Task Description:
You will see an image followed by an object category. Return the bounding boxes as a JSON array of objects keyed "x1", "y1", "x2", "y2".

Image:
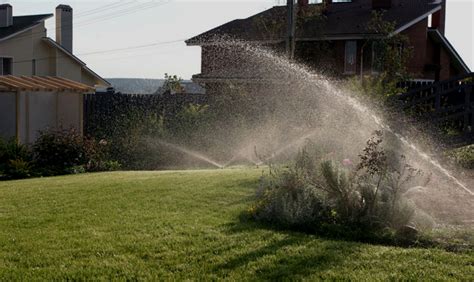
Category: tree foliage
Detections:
[
  {"x1": 367, "y1": 11, "x2": 412, "y2": 80},
  {"x1": 161, "y1": 73, "x2": 184, "y2": 94}
]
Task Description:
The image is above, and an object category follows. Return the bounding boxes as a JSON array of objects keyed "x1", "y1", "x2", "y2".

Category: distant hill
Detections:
[
  {"x1": 106, "y1": 78, "x2": 165, "y2": 94},
  {"x1": 106, "y1": 78, "x2": 206, "y2": 95}
]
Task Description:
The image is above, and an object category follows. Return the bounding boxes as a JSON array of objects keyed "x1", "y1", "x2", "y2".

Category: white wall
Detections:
[
  {"x1": 13, "y1": 91, "x2": 83, "y2": 144},
  {"x1": 27, "y1": 91, "x2": 57, "y2": 143},
  {"x1": 58, "y1": 92, "x2": 82, "y2": 132}
]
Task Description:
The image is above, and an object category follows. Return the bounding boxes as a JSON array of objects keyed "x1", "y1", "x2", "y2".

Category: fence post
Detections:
[
  {"x1": 434, "y1": 84, "x2": 442, "y2": 115},
  {"x1": 463, "y1": 85, "x2": 472, "y2": 132},
  {"x1": 469, "y1": 84, "x2": 474, "y2": 133}
]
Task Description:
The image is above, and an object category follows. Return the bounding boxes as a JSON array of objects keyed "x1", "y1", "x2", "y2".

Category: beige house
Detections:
[{"x1": 0, "y1": 4, "x2": 109, "y2": 87}]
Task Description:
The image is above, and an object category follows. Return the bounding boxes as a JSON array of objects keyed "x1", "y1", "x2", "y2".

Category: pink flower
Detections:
[
  {"x1": 99, "y1": 139, "x2": 108, "y2": 146},
  {"x1": 342, "y1": 159, "x2": 353, "y2": 167}
]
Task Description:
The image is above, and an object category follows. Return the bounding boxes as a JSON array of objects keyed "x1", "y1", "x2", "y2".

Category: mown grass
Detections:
[{"x1": 0, "y1": 169, "x2": 472, "y2": 280}]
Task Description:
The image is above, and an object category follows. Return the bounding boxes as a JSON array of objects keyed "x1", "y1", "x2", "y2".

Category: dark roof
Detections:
[
  {"x1": 186, "y1": 0, "x2": 442, "y2": 45},
  {"x1": 0, "y1": 14, "x2": 53, "y2": 41},
  {"x1": 428, "y1": 29, "x2": 471, "y2": 73}
]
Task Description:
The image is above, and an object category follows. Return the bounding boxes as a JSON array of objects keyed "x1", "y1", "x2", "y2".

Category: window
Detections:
[
  {"x1": 32, "y1": 59, "x2": 36, "y2": 75},
  {"x1": 344, "y1": 41, "x2": 357, "y2": 74},
  {"x1": 0, "y1": 57, "x2": 12, "y2": 75}
]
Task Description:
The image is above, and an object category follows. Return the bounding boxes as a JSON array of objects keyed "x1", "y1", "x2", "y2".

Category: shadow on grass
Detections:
[
  {"x1": 250, "y1": 241, "x2": 359, "y2": 280},
  {"x1": 223, "y1": 214, "x2": 391, "y2": 247},
  {"x1": 214, "y1": 221, "x2": 361, "y2": 279},
  {"x1": 223, "y1": 211, "x2": 473, "y2": 260}
]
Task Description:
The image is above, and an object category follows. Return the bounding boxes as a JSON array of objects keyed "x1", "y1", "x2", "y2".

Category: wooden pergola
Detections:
[{"x1": 0, "y1": 76, "x2": 94, "y2": 93}]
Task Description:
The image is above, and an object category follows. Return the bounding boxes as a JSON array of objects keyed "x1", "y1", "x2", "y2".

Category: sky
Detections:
[{"x1": 2, "y1": 0, "x2": 473, "y2": 79}]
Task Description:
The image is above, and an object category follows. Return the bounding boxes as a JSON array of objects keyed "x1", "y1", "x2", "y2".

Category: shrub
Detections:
[
  {"x1": 32, "y1": 128, "x2": 122, "y2": 176},
  {"x1": 165, "y1": 104, "x2": 214, "y2": 152},
  {"x1": 251, "y1": 132, "x2": 432, "y2": 244},
  {"x1": 90, "y1": 109, "x2": 166, "y2": 170},
  {"x1": 448, "y1": 145, "x2": 474, "y2": 169},
  {"x1": 0, "y1": 138, "x2": 34, "y2": 180},
  {"x1": 4, "y1": 159, "x2": 33, "y2": 179},
  {"x1": 33, "y1": 128, "x2": 88, "y2": 176},
  {"x1": 65, "y1": 165, "x2": 86, "y2": 175},
  {"x1": 83, "y1": 138, "x2": 117, "y2": 172},
  {"x1": 0, "y1": 131, "x2": 121, "y2": 180},
  {"x1": 0, "y1": 138, "x2": 32, "y2": 166},
  {"x1": 347, "y1": 74, "x2": 405, "y2": 101},
  {"x1": 103, "y1": 160, "x2": 122, "y2": 171}
]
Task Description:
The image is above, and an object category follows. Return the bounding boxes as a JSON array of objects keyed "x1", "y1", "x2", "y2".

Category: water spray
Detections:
[
  {"x1": 155, "y1": 140, "x2": 225, "y2": 169},
  {"x1": 316, "y1": 79, "x2": 474, "y2": 197},
  {"x1": 216, "y1": 40, "x2": 472, "y2": 196}
]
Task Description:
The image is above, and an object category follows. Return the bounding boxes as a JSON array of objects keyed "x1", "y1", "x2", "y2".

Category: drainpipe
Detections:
[{"x1": 286, "y1": 0, "x2": 297, "y2": 60}]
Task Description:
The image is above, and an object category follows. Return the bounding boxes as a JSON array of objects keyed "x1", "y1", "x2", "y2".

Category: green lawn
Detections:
[{"x1": 0, "y1": 169, "x2": 472, "y2": 280}]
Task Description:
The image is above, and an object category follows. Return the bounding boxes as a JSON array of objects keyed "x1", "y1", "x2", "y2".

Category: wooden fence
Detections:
[
  {"x1": 83, "y1": 92, "x2": 208, "y2": 135},
  {"x1": 395, "y1": 73, "x2": 474, "y2": 146},
  {"x1": 397, "y1": 80, "x2": 434, "y2": 91}
]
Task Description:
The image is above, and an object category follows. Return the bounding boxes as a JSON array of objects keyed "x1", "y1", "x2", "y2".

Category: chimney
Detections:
[
  {"x1": 0, "y1": 4, "x2": 13, "y2": 28},
  {"x1": 372, "y1": 0, "x2": 392, "y2": 10},
  {"x1": 431, "y1": 0, "x2": 446, "y2": 35},
  {"x1": 56, "y1": 4, "x2": 73, "y2": 53}
]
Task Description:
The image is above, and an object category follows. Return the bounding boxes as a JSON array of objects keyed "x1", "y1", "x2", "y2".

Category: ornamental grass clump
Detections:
[
  {"x1": 250, "y1": 131, "x2": 433, "y2": 244},
  {"x1": 253, "y1": 166, "x2": 332, "y2": 230}
]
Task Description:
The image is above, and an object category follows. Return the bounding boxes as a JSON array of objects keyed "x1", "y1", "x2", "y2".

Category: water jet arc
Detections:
[{"x1": 156, "y1": 140, "x2": 224, "y2": 169}]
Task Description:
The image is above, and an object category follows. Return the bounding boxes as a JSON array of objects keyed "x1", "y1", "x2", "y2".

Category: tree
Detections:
[
  {"x1": 362, "y1": 11, "x2": 412, "y2": 83},
  {"x1": 351, "y1": 11, "x2": 413, "y2": 99},
  {"x1": 160, "y1": 73, "x2": 184, "y2": 94}
]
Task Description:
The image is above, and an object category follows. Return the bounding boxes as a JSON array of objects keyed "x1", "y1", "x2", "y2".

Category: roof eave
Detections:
[
  {"x1": 186, "y1": 34, "x2": 379, "y2": 46},
  {"x1": 428, "y1": 29, "x2": 471, "y2": 74},
  {"x1": 391, "y1": 5, "x2": 442, "y2": 36},
  {"x1": 43, "y1": 37, "x2": 87, "y2": 66},
  {"x1": 83, "y1": 65, "x2": 111, "y2": 86}
]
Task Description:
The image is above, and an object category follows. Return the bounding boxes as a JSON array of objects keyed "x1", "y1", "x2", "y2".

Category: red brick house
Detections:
[{"x1": 186, "y1": 0, "x2": 470, "y2": 91}]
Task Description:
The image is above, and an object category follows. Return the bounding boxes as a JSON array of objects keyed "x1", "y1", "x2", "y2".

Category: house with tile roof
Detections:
[
  {"x1": 0, "y1": 4, "x2": 109, "y2": 87},
  {"x1": 186, "y1": 0, "x2": 470, "y2": 91}
]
